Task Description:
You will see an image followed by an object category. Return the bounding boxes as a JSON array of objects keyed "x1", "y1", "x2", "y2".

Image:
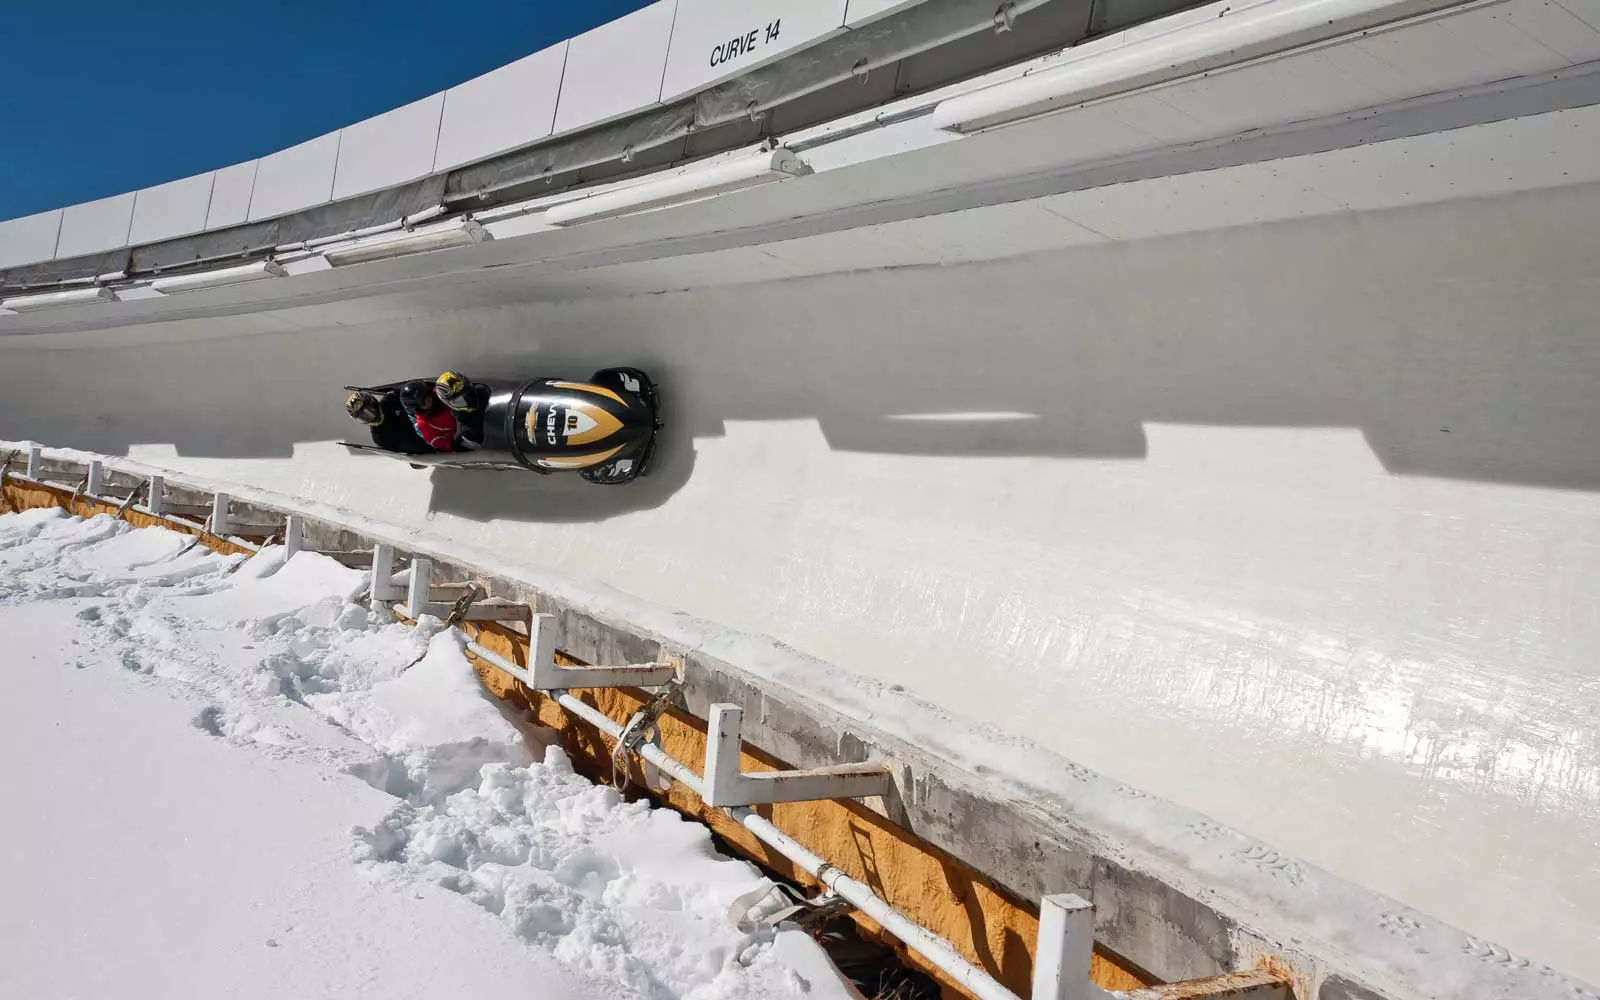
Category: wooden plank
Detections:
[
  {"x1": 227, "y1": 522, "x2": 283, "y2": 539},
  {"x1": 163, "y1": 502, "x2": 214, "y2": 518},
  {"x1": 1123, "y1": 970, "x2": 1289, "y2": 1000},
  {"x1": 323, "y1": 550, "x2": 376, "y2": 568},
  {"x1": 463, "y1": 603, "x2": 530, "y2": 623}
]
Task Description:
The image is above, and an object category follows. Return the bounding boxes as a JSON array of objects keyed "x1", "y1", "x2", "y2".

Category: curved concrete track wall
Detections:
[{"x1": 4, "y1": 177, "x2": 1597, "y2": 981}]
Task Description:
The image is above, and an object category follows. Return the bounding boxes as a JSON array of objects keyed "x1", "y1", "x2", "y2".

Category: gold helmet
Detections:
[
  {"x1": 345, "y1": 391, "x2": 382, "y2": 424},
  {"x1": 435, "y1": 370, "x2": 475, "y2": 411}
]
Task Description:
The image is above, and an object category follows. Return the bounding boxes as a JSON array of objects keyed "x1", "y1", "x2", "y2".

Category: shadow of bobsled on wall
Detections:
[{"x1": 424, "y1": 413, "x2": 696, "y2": 524}]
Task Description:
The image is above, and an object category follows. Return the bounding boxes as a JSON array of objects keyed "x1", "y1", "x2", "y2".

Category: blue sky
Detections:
[{"x1": 0, "y1": 1, "x2": 653, "y2": 222}]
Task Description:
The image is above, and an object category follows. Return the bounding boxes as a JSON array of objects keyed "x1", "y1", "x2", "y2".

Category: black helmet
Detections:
[
  {"x1": 398, "y1": 380, "x2": 435, "y2": 412},
  {"x1": 345, "y1": 391, "x2": 381, "y2": 424}
]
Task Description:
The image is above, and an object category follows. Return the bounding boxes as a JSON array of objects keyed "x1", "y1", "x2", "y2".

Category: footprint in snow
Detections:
[
  {"x1": 120, "y1": 650, "x2": 150, "y2": 674},
  {"x1": 1232, "y1": 844, "x2": 1305, "y2": 886},
  {"x1": 193, "y1": 705, "x2": 227, "y2": 737}
]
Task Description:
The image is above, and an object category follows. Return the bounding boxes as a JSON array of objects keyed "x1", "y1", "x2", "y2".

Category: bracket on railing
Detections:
[
  {"x1": 379, "y1": 552, "x2": 529, "y2": 623},
  {"x1": 85, "y1": 460, "x2": 103, "y2": 497},
  {"x1": 520, "y1": 612, "x2": 677, "y2": 691},
  {"x1": 25, "y1": 444, "x2": 41, "y2": 480},
  {"x1": 1118, "y1": 970, "x2": 1288, "y2": 1000},
  {"x1": 146, "y1": 475, "x2": 165, "y2": 516},
  {"x1": 703, "y1": 703, "x2": 892, "y2": 807},
  {"x1": 465, "y1": 611, "x2": 675, "y2": 691}
]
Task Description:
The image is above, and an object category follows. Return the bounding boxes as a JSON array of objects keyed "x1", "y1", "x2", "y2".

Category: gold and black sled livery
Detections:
[{"x1": 341, "y1": 368, "x2": 661, "y2": 485}]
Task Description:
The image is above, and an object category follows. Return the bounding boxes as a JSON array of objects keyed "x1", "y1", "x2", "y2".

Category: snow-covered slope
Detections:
[{"x1": 0, "y1": 508, "x2": 856, "y2": 1000}]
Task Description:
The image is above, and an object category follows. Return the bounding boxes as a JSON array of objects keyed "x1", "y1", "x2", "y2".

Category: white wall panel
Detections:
[
  {"x1": 762, "y1": 223, "x2": 920, "y2": 271},
  {"x1": 1098, "y1": 92, "x2": 1212, "y2": 146},
  {"x1": 1559, "y1": 0, "x2": 1600, "y2": 24},
  {"x1": 1037, "y1": 161, "x2": 1347, "y2": 239},
  {"x1": 577, "y1": 245, "x2": 796, "y2": 293},
  {"x1": 1352, "y1": 20, "x2": 1517, "y2": 95},
  {"x1": 1285, "y1": 101, "x2": 1600, "y2": 212},
  {"x1": 1433, "y1": 3, "x2": 1576, "y2": 78},
  {"x1": 247, "y1": 133, "x2": 339, "y2": 222},
  {"x1": 660, "y1": 0, "x2": 847, "y2": 101},
  {"x1": 332, "y1": 95, "x2": 445, "y2": 201},
  {"x1": 890, "y1": 201, "x2": 1105, "y2": 261},
  {"x1": 0, "y1": 210, "x2": 62, "y2": 268},
  {"x1": 552, "y1": 0, "x2": 677, "y2": 135},
  {"x1": 434, "y1": 42, "x2": 567, "y2": 172},
  {"x1": 1499, "y1": 0, "x2": 1600, "y2": 63},
  {"x1": 129, "y1": 172, "x2": 215, "y2": 246},
  {"x1": 55, "y1": 193, "x2": 136, "y2": 259},
  {"x1": 206, "y1": 161, "x2": 258, "y2": 230}
]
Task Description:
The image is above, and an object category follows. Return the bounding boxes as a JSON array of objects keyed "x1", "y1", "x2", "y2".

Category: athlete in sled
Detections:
[{"x1": 342, "y1": 367, "x2": 660, "y2": 485}]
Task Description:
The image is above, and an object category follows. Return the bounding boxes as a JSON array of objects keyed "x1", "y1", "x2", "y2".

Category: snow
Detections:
[
  {"x1": 0, "y1": 508, "x2": 858, "y2": 1000},
  {"x1": 24, "y1": 449, "x2": 1591, "y2": 1000}
]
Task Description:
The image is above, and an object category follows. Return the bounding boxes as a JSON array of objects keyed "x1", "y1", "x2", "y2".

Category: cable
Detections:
[{"x1": 611, "y1": 681, "x2": 681, "y2": 792}]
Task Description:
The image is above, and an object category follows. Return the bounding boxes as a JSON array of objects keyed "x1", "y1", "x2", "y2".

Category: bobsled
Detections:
[{"x1": 341, "y1": 367, "x2": 660, "y2": 485}]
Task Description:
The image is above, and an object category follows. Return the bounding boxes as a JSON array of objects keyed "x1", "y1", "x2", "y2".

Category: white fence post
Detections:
[
  {"x1": 25, "y1": 444, "x2": 41, "y2": 479},
  {"x1": 704, "y1": 704, "x2": 747, "y2": 808},
  {"x1": 406, "y1": 557, "x2": 432, "y2": 618},
  {"x1": 209, "y1": 492, "x2": 232, "y2": 535},
  {"x1": 527, "y1": 613, "x2": 563, "y2": 688},
  {"x1": 85, "y1": 461, "x2": 103, "y2": 497},
  {"x1": 283, "y1": 515, "x2": 303, "y2": 560},
  {"x1": 1031, "y1": 894, "x2": 1095, "y2": 1000},
  {"x1": 146, "y1": 475, "x2": 165, "y2": 515},
  {"x1": 369, "y1": 544, "x2": 403, "y2": 605}
]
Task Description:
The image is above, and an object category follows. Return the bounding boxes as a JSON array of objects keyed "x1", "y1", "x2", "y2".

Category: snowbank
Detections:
[{"x1": 0, "y1": 508, "x2": 857, "y2": 1000}]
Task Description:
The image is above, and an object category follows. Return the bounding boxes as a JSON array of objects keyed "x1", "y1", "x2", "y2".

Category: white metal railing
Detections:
[
  {"x1": 437, "y1": 565, "x2": 1101, "y2": 1000},
  {"x1": 490, "y1": 642, "x2": 1099, "y2": 1000},
  {"x1": 8, "y1": 445, "x2": 287, "y2": 551}
]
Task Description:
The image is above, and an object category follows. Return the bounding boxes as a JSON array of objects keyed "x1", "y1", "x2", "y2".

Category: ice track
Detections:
[{"x1": 3, "y1": 180, "x2": 1599, "y2": 981}]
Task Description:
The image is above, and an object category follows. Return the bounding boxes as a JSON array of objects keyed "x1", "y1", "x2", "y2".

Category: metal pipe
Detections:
[
  {"x1": 698, "y1": 0, "x2": 1058, "y2": 132},
  {"x1": 787, "y1": 104, "x2": 940, "y2": 154},
  {"x1": 274, "y1": 205, "x2": 450, "y2": 253},
  {"x1": 732, "y1": 806, "x2": 1019, "y2": 1000},
  {"x1": 465, "y1": 639, "x2": 1026, "y2": 1000},
  {"x1": 929, "y1": 0, "x2": 1492, "y2": 132},
  {"x1": 465, "y1": 640, "x2": 705, "y2": 789},
  {"x1": 552, "y1": 690, "x2": 709, "y2": 795},
  {"x1": 466, "y1": 639, "x2": 535, "y2": 683}
]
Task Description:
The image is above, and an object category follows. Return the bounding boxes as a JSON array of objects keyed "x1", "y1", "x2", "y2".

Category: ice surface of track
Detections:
[{"x1": 4, "y1": 181, "x2": 1599, "y2": 982}]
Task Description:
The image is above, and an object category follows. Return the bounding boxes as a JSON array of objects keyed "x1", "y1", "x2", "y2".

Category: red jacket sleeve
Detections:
[{"x1": 410, "y1": 408, "x2": 459, "y2": 450}]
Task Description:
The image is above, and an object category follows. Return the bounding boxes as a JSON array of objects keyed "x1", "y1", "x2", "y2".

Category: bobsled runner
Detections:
[{"x1": 341, "y1": 367, "x2": 661, "y2": 485}]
